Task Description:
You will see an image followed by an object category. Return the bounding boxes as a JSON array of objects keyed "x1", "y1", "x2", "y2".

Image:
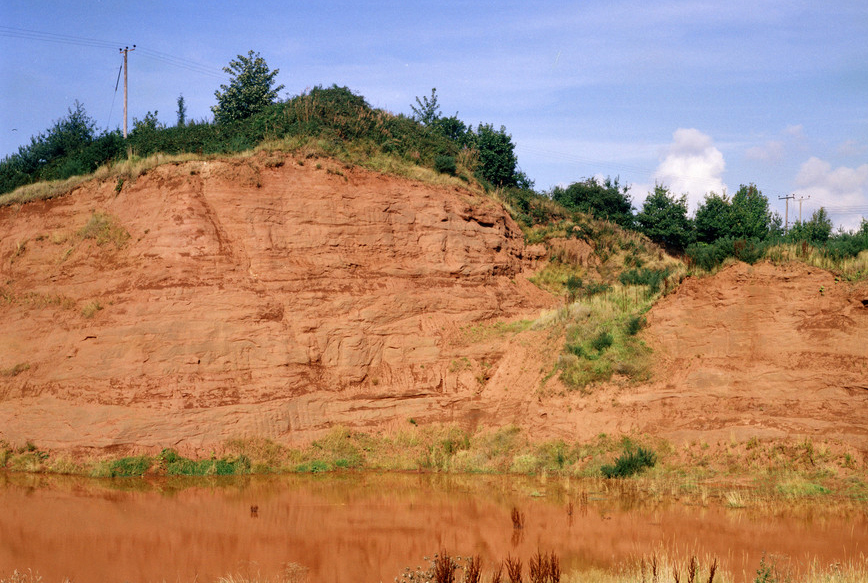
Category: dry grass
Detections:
[
  {"x1": 215, "y1": 564, "x2": 308, "y2": 583},
  {"x1": 0, "y1": 152, "x2": 210, "y2": 207},
  {"x1": 80, "y1": 299, "x2": 103, "y2": 319},
  {"x1": 76, "y1": 211, "x2": 130, "y2": 249},
  {"x1": 766, "y1": 244, "x2": 868, "y2": 281},
  {"x1": 560, "y1": 553, "x2": 868, "y2": 583},
  {"x1": 505, "y1": 555, "x2": 524, "y2": 583},
  {"x1": 0, "y1": 289, "x2": 76, "y2": 311},
  {"x1": 0, "y1": 362, "x2": 30, "y2": 377}
]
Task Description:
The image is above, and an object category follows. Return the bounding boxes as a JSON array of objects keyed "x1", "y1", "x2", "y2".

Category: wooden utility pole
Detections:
[
  {"x1": 796, "y1": 194, "x2": 810, "y2": 223},
  {"x1": 119, "y1": 45, "x2": 136, "y2": 138},
  {"x1": 779, "y1": 194, "x2": 795, "y2": 231}
]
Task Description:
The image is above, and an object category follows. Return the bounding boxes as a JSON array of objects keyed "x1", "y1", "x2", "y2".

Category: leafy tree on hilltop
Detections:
[
  {"x1": 0, "y1": 101, "x2": 122, "y2": 193},
  {"x1": 212, "y1": 50, "x2": 284, "y2": 124},
  {"x1": 471, "y1": 123, "x2": 518, "y2": 187},
  {"x1": 694, "y1": 192, "x2": 733, "y2": 243},
  {"x1": 551, "y1": 177, "x2": 634, "y2": 228},
  {"x1": 410, "y1": 88, "x2": 442, "y2": 126},
  {"x1": 731, "y1": 183, "x2": 775, "y2": 239},
  {"x1": 635, "y1": 184, "x2": 694, "y2": 252},
  {"x1": 176, "y1": 94, "x2": 187, "y2": 127},
  {"x1": 409, "y1": 89, "x2": 520, "y2": 188},
  {"x1": 788, "y1": 207, "x2": 833, "y2": 244},
  {"x1": 29, "y1": 100, "x2": 96, "y2": 167}
]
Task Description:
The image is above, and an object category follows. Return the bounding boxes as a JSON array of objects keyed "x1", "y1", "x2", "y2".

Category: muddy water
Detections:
[{"x1": 0, "y1": 472, "x2": 865, "y2": 583}]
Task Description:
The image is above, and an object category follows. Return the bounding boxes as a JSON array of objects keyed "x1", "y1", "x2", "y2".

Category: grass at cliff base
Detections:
[{"x1": 2, "y1": 426, "x2": 866, "y2": 506}]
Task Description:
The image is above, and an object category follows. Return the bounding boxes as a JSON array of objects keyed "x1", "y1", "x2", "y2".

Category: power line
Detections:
[
  {"x1": 136, "y1": 49, "x2": 227, "y2": 80},
  {"x1": 0, "y1": 25, "x2": 227, "y2": 79},
  {"x1": 105, "y1": 62, "x2": 123, "y2": 131},
  {"x1": 0, "y1": 26, "x2": 119, "y2": 49}
]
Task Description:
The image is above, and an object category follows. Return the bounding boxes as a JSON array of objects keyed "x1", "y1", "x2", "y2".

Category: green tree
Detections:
[
  {"x1": 131, "y1": 111, "x2": 163, "y2": 134},
  {"x1": 410, "y1": 88, "x2": 442, "y2": 126},
  {"x1": 551, "y1": 177, "x2": 634, "y2": 228},
  {"x1": 635, "y1": 184, "x2": 694, "y2": 252},
  {"x1": 0, "y1": 101, "x2": 104, "y2": 192},
  {"x1": 432, "y1": 114, "x2": 468, "y2": 142},
  {"x1": 731, "y1": 183, "x2": 773, "y2": 239},
  {"x1": 471, "y1": 123, "x2": 517, "y2": 187},
  {"x1": 788, "y1": 207, "x2": 833, "y2": 244},
  {"x1": 212, "y1": 50, "x2": 284, "y2": 124},
  {"x1": 694, "y1": 192, "x2": 733, "y2": 243},
  {"x1": 176, "y1": 94, "x2": 187, "y2": 127}
]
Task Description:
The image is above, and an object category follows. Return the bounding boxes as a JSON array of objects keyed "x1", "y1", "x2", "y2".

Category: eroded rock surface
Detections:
[{"x1": 0, "y1": 156, "x2": 552, "y2": 450}]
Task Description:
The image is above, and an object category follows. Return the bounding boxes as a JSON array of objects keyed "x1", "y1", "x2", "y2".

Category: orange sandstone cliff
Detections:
[
  {"x1": 0, "y1": 155, "x2": 554, "y2": 451},
  {"x1": 1, "y1": 154, "x2": 867, "y2": 453}
]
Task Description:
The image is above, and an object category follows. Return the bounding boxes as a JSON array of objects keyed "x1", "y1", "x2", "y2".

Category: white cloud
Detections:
[
  {"x1": 744, "y1": 124, "x2": 807, "y2": 162},
  {"x1": 746, "y1": 140, "x2": 785, "y2": 162},
  {"x1": 652, "y1": 128, "x2": 727, "y2": 212},
  {"x1": 837, "y1": 139, "x2": 867, "y2": 158},
  {"x1": 795, "y1": 157, "x2": 868, "y2": 230},
  {"x1": 784, "y1": 124, "x2": 805, "y2": 140}
]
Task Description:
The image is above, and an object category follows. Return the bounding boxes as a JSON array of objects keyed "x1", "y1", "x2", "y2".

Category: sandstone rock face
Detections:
[
  {"x1": 526, "y1": 261, "x2": 868, "y2": 447},
  {"x1": 0, "y1": 155, "x2": 553, "y2": 451},
  {"x1": 2, "y1": 156, "x2": 867, "y2": 453}
]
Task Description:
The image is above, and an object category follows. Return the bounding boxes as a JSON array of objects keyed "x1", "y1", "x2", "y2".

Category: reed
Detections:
[
  {"x1": 505, "y1": 556, "x2": 523, "y2": 583},
  {"x1": 491, "y1": 563, "x2": 503, "y2": 583},
  {"x1": 465, "y1": 556, "x2": 482, "y2": 583},
  {"x1": 528, "y1": 551, "x2": 561, "y2": 583},
  {"x1": 511, "y1": 506, "x2": 525, "y2": 530},
  {"x1": 433, "y1": 551, "x2": 457, "y2": 583}
]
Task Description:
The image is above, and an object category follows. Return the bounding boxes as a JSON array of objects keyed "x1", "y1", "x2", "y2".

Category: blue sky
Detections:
[{"x1": 2, "y1": 0, "x2": 867, "y2": 228}]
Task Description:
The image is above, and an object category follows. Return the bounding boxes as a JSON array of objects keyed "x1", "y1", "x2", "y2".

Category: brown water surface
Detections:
[{"x1": 0, "y1": 472, "x2": 865, "y2": 583}]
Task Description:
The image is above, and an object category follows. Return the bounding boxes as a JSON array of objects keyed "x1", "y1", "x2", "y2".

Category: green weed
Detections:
[
  {"x1": 601, "y1": 444, "x2": 656, "y2": 478},
  {"x1": 108, "y1": 456, "x2": 152, "y2": 477}
]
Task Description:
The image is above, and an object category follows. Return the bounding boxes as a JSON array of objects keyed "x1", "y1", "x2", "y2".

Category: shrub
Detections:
[
  {"x1": 434, "y1": 155, "x2": 456, "y2": 175},
  {"x1": 109, "y1": 456, "x2": 152, "y2": 477},
  {"x1": 619, "y1": 267, "x2": 670, "y2": 294},
  {"x1": 590, "y1": 331, "x2": 613, "y2": 352},
  {"x1": 625, "y1": 315, "x2": 645, "y2": 336},
  {"x1": 601, "y1": 445, "x2": 656, "y2": 478},
  {"x1": 565, "y1": 275, "x2": 583, "y2": 301},
  {"x1": 686, "y1": 237, "x2": 769, "y2": 271},
  {"x1": 583, "y1": 281, "x2": 611, "y2": 297},
  {"x1": 158, "y1": 449, "x2": 251, "y2": 476},
  {"x1": 295, "y1": 460, "x2": 330, "y2": 473}
]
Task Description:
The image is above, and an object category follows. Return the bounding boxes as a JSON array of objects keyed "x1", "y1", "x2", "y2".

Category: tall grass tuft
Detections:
[{"x1": 601, "y1": 444, "x2": 656, "y2": 479}]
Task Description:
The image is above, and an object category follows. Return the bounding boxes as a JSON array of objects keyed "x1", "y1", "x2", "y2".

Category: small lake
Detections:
[{"x1": 0, "y1": 472, "x2": 865, "y2": 583}]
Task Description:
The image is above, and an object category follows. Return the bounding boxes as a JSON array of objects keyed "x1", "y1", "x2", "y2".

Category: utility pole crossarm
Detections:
[
  {"x1": 779, "y1": 194, "x2": 795, "y2": 232},
  {"x1": 796, "y1": 195, "x2": 810, "y2": 224},
  {"x1": 119, "y1": 45, "x2": 136, "y2": 138}
]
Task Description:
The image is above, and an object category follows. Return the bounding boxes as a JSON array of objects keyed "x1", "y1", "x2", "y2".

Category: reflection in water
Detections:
[{"x1": 0, "y1": 472, "x2": 865, "y2": 583}]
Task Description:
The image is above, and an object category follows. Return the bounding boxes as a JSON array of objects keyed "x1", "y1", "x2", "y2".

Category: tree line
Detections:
[
  {"x1": 2, "y1": 51, "x2": 866, "y2": 269},
  {"x1": 526, "y1": 176, "x2": 867, "y2": 269},
  {"x1": 0, "y1": 53, "x2": 524, "y2": 196}
]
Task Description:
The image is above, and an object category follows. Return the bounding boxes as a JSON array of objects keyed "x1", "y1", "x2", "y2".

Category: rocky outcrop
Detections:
[
  {"x1": 3, "y1": 155, "x2": 867, "y2": 452},
  {"x1": 0, "y1": 155, "x2": 554, "y2": 450}
]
